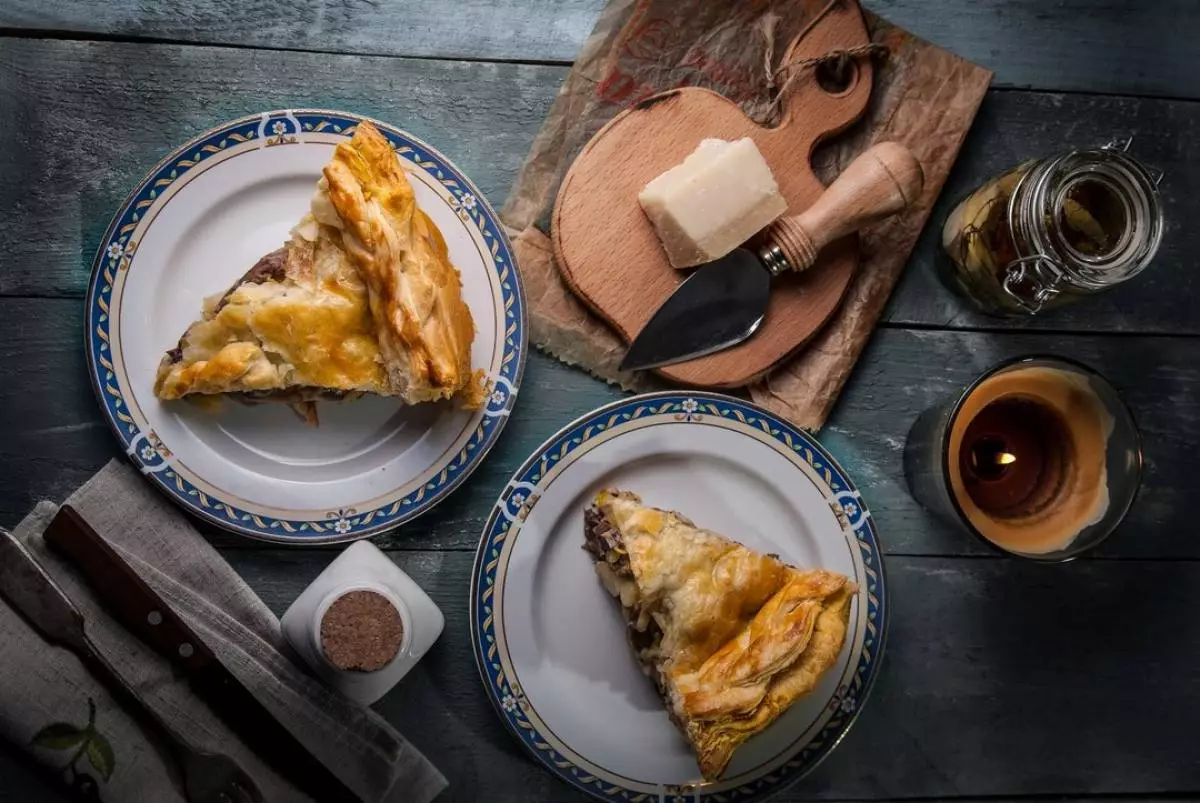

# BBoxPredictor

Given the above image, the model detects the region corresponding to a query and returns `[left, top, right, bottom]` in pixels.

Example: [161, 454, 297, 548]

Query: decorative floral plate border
[84, 109, 526, 542]
[470, 391, 888, 802]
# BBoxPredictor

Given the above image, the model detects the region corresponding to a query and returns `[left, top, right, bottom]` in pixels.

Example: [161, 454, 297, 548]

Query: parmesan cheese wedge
[638, 138, 787, 269]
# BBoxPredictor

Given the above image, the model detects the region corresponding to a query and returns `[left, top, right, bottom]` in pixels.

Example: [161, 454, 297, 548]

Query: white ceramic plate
[471, 392, 887, 802]
[85, 110, 525, 542]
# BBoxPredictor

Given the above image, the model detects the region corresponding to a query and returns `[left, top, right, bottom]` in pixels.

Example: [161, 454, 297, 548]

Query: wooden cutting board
[551, 0, 874, 387]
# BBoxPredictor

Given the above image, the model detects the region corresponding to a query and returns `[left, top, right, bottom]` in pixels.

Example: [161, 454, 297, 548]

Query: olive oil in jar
[940, 143, 1163, 316]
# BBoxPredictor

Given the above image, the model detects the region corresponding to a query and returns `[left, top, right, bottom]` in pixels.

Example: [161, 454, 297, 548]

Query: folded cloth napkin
[0, 459, 447, 803]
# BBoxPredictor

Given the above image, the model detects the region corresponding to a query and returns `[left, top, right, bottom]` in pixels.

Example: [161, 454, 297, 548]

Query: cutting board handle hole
[815, 59, 858, 97]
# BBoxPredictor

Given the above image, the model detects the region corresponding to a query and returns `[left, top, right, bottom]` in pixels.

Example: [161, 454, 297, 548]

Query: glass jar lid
[1005, 140, 1164, 311]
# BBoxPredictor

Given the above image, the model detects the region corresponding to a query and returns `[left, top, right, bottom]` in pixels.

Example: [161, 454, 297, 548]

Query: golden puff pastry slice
[583, 489, 854, 781]
[154, 121, 484, 421]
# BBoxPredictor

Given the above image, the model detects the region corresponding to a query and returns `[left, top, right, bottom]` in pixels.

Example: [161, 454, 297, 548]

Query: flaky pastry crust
[586, 490, 854, 780]
[154, 121, 483, 411]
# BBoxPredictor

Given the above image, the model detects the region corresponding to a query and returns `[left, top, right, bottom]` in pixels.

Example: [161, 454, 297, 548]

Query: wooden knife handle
[43, 505, 215, 673]
[44, 508, 365, 803]
[764, 141, 924, 272]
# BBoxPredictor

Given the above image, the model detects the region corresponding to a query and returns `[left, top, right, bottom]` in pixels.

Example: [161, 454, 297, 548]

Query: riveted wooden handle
[43, 505, 216, 672]
[765, 141, 924, 272]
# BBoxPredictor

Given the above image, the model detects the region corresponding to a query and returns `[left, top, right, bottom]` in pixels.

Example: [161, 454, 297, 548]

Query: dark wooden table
[2, 2, 1199, 801]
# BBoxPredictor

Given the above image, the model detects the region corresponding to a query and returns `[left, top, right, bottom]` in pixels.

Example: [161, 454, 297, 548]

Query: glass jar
[940, 141, 1164, 315]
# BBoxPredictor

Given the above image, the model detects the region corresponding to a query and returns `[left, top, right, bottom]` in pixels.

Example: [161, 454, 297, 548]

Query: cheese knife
[41, 505, 362, 802]
[620, 141, 924, 372]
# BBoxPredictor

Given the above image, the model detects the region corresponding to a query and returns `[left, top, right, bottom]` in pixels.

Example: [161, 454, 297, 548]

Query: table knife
[0, 527, 179, 777]
[42, 505, 362, 803]
[620, 141, 925, 372]
[0, 525, 266, 802]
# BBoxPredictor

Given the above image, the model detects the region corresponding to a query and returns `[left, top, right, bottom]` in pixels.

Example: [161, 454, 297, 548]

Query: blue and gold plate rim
[84, 109, 526, 542]
[470, 391, 888, 802]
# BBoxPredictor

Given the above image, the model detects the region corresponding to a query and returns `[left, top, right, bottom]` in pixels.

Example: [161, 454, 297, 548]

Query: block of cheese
[638, 137, 788, 269]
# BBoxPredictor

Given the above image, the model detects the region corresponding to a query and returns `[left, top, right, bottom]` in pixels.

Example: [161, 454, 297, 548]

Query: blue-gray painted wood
[884, 89, 1200, 334]
[2, 0, 1199, 98]
[6, 550, 1200, 801]
[0, 38, 561, 297]
[0, 0, 606, 64]
[0, 298, 1194, 561]
[2, 3, 1199, 800]
[2, 38, 1197, 336]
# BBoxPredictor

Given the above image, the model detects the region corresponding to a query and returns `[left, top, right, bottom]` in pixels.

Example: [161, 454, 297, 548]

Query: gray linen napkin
[0, 459, 447, 803]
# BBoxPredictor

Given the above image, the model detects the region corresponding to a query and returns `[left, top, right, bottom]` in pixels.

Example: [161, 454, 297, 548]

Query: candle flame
[997, 452, 1017, 466]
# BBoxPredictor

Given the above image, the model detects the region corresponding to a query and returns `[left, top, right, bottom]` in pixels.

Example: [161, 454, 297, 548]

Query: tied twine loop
[759, 2, 889, 116]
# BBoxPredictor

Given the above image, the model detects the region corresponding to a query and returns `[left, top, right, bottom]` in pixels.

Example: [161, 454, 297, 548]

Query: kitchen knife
[42, 505, 362, 803]
[620, 141, 925, 372]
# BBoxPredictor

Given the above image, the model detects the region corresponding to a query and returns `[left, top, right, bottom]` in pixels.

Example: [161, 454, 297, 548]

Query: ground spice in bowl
[319, 590, 405, 672]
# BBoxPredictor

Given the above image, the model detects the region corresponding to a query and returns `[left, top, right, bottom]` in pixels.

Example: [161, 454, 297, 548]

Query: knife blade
[42, 505, 362, 803]
[620, 249, 771, 372]
[0, 524, 269, 801]
[0, 525, 93, 658]
[620, 141, 924, 373]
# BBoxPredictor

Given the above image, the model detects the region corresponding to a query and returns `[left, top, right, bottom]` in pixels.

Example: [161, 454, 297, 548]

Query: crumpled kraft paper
[501, 0, 992, 429]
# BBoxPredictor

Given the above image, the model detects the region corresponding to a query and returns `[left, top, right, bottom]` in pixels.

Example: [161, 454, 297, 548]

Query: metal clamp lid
[1000, 136, 1164, 314]
[1102, 136, 1164, 186]
[1001, 255, 1064, 314]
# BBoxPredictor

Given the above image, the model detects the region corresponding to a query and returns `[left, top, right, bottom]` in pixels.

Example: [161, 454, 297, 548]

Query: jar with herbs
[940, 141, 1163, 316]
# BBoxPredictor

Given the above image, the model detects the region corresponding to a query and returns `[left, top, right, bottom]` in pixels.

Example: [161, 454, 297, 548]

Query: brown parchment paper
[500, 0, 992, 429]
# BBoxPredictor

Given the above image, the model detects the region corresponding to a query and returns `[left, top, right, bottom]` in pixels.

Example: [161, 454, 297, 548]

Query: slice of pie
[154, 120, 483, 423]
[583, 489, 854, 780]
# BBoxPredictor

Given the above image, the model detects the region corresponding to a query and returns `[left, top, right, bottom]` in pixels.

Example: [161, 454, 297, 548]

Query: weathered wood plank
[3, 0, 1199, 99]
[0, 38, 563, 297]
[9, 550, 1198, 801]
[225, 551, 1200, 799]
[883, 89, 1200, 334]
[1, 297, 1195, 559]
[0, 737, 1179, 803]
[870, 0, 1200, 98]
[3, 37, 1199, 340]
[825, 326, 1198, 560]
[0, 0, 606, 64]
[0, 298, 614, 545]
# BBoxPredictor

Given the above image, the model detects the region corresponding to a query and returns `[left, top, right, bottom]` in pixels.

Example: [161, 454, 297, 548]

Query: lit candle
[903, 357, 1141, 560]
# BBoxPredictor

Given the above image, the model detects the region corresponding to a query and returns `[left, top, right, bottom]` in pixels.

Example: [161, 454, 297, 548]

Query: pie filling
[153, 121, 483, 415]
[231, 387, 361, 404]
[583, 506, 671, 702]
[583, 490, 857, 782]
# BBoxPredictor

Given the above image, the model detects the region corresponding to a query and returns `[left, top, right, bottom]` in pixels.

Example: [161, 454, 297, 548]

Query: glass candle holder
[903, 356, 1142, 561]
